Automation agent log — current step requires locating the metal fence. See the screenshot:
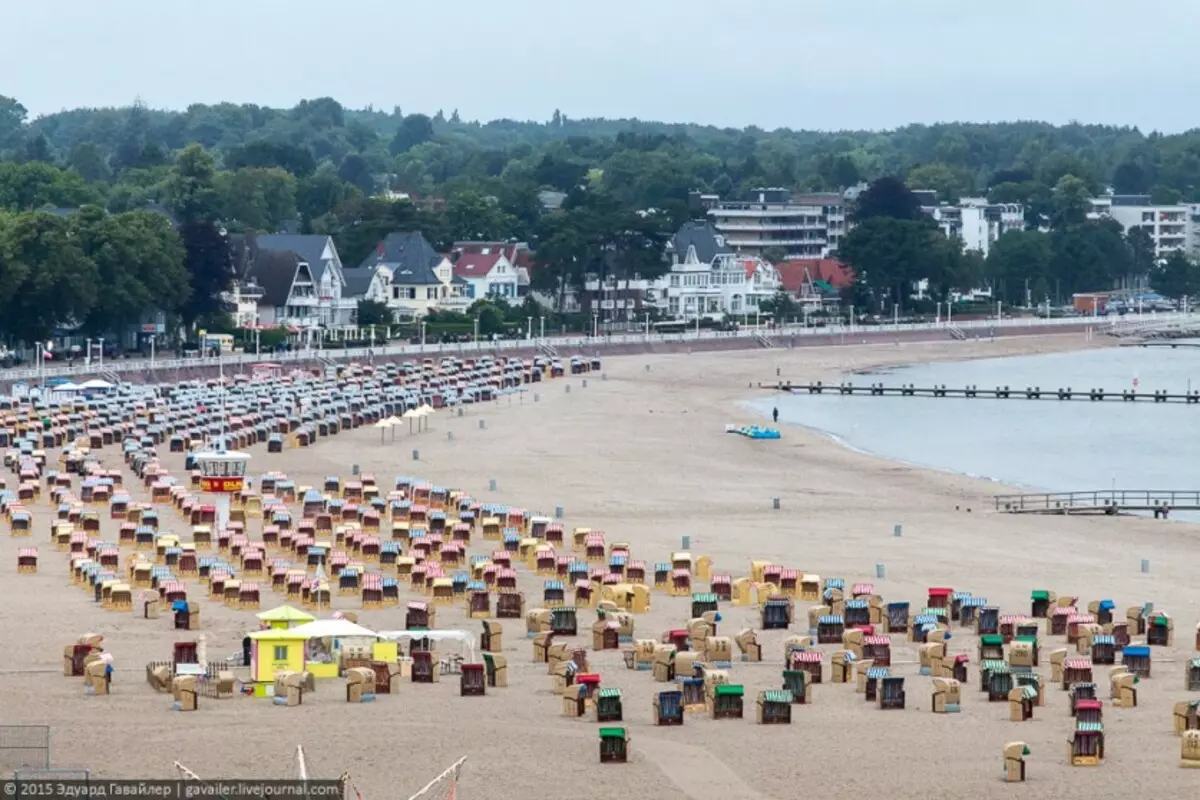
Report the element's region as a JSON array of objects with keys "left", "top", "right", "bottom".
[
  {"left": 0, "top": 726, "right": 50, "bottom": 773},
  {"left": 4, "top": 311, "right": 1176, "bottom": 384}
]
